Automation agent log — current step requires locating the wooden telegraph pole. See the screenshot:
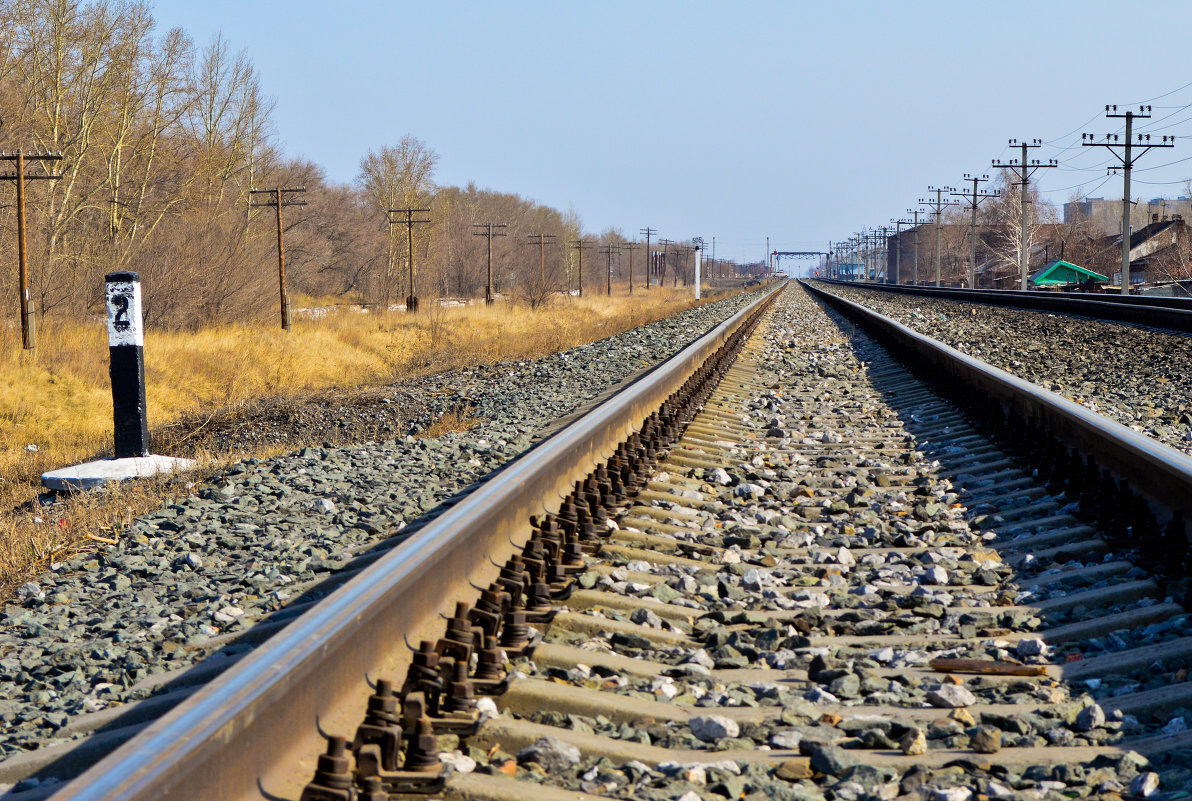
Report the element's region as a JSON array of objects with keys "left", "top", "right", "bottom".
[
  {"left": 569, "top": 239, "right": 593, "bottom": 296},
  {"left": 472, "top": 222, "right": 507, "bottom": 304},
  {"left": 621, "top": 241, "right": 640, "bottom": 293},
  {"left": 0, "top": 149, "right": 63, "bottom": 350},
  {"left": 600, "top": 243, "right": 620, "bottom": 296},
  {"left": 387, "top": 208, "right": 432, "bottom": 312},
  {"left": 250, "top": 187, "right": 307, "bottom": 330}
]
